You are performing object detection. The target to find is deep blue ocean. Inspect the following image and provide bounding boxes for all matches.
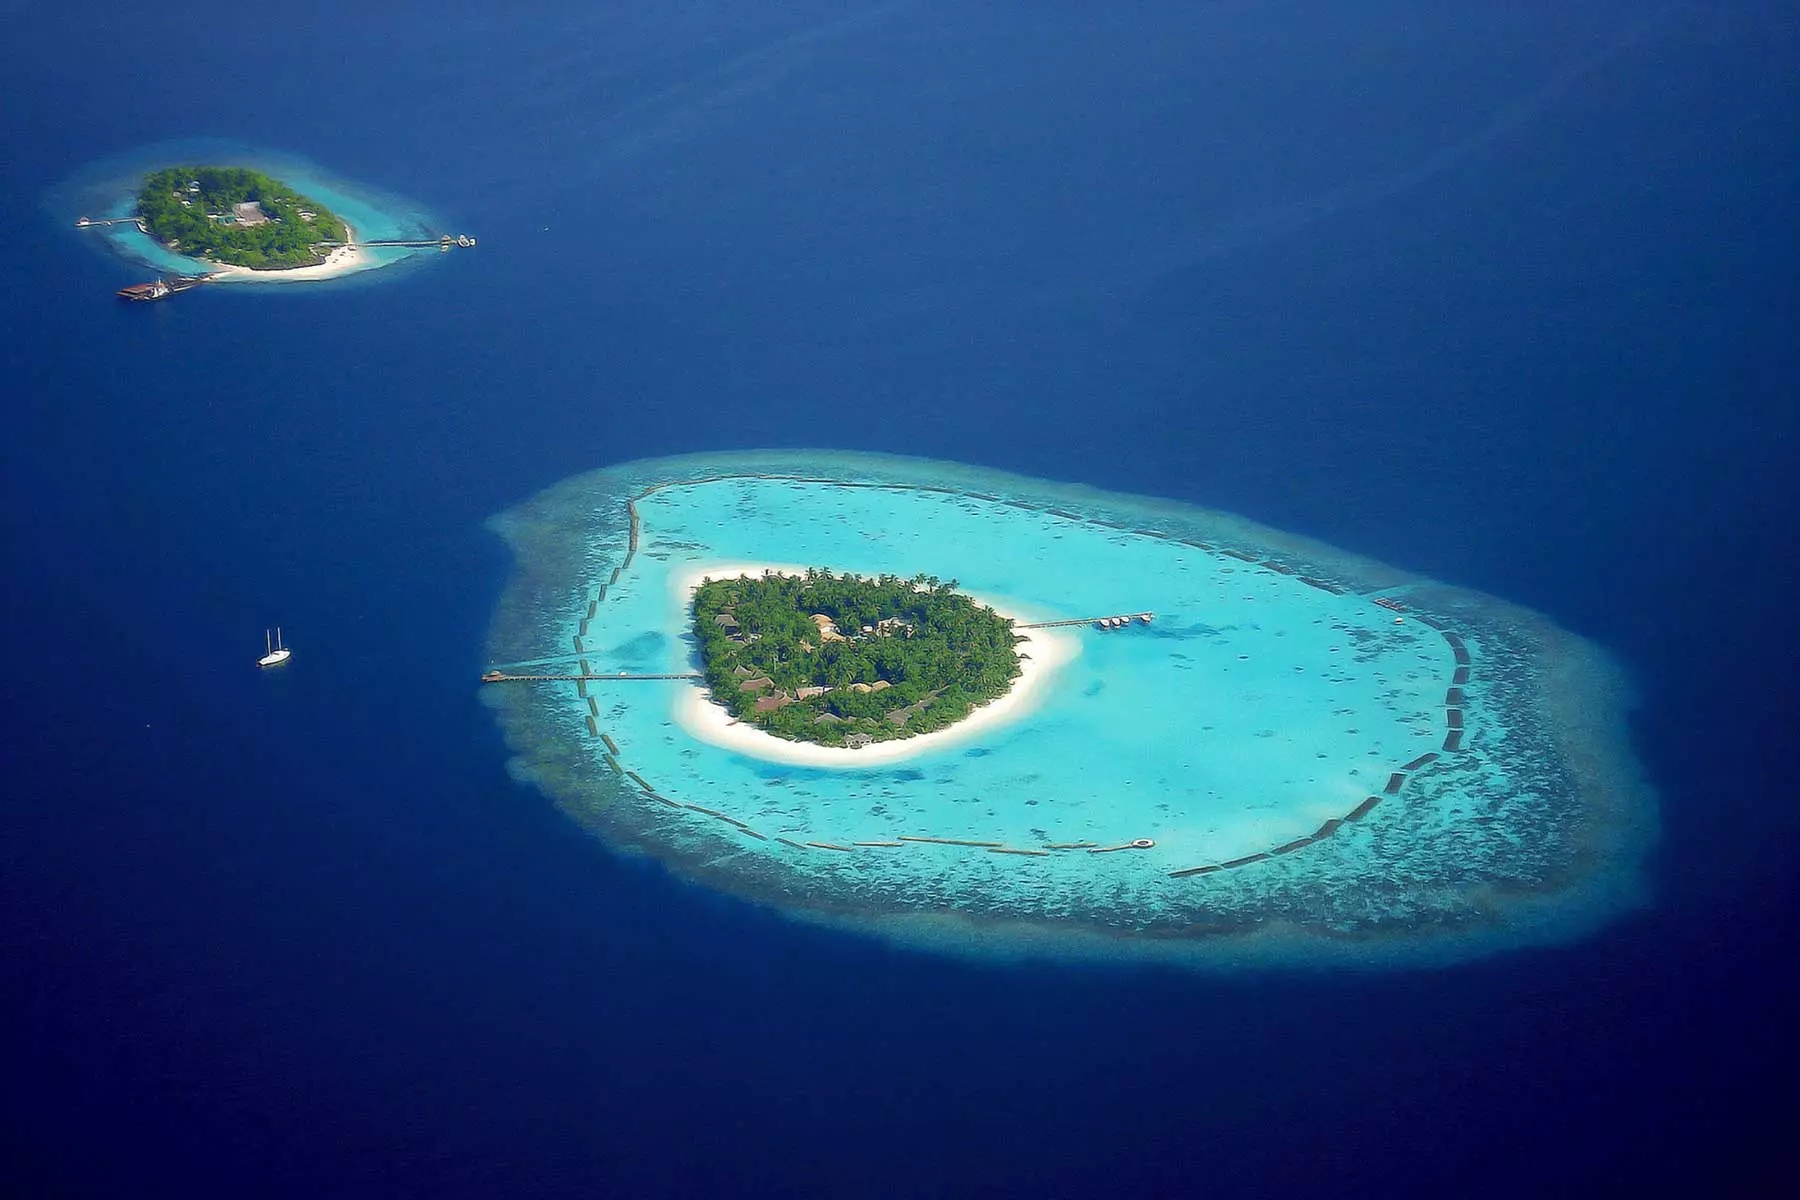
[4,3,1796,1196]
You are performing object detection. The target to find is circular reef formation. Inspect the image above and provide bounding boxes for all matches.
[482,451,1658,968]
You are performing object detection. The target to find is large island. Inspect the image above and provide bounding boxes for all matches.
[136,166,349,269]
[694,569,1022,748]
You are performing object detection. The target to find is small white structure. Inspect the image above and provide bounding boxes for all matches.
[258,627,291,669]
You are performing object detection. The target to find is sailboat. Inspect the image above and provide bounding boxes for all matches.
[258,627,292,669]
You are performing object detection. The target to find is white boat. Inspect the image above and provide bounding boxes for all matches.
[258,626,292,669]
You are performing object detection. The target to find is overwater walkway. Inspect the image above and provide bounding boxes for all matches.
[482,670,700,683]
[481,611,1154,684]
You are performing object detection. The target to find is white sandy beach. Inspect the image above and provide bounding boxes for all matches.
[206,220,369,283]
[668,561,1080,769]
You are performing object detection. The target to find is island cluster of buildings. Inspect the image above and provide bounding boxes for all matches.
[713,609,931,739]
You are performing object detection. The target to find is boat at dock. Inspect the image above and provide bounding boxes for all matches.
[115,273,216,302]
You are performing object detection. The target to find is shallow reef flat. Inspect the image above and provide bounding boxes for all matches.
[482,450,1658,969]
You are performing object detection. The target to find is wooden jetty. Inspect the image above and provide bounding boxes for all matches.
[115,273,219,302]
[1015,612,1154,630]
[336,234,477,252]
[481,669,701,684]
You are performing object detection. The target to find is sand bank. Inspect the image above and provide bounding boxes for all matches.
[206,221,368,283]
[669,561,1080,769]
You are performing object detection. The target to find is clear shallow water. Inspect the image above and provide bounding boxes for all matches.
[48,139,446,280]
[486,450,1655,964]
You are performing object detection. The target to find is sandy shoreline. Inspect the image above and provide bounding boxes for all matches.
[668,561,1080,769]
[206,220,369,283]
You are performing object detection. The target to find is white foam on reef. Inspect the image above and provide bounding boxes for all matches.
[668,561,1081,769]
[482,450,1661,969]
[48,139,446,285]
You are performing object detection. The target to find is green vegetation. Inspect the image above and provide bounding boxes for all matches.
[136,166,349,269]
[693,569,1023,747]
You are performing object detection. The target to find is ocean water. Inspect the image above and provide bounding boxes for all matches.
[4,2,1797,1196]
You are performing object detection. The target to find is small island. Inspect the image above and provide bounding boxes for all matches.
[693,569,1023,748]
[136,166,348,269]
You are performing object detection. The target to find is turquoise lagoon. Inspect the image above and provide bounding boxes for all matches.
[484,451,1657,967]
[52,139,444,283]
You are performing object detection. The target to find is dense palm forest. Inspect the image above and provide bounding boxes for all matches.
[137,166,349,268]
[693,569,1023,747]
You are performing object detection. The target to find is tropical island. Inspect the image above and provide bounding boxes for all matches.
[135,166,349,269]
[482,455,1659,965]
[693,569,1023,748]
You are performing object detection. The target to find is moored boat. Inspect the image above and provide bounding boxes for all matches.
[115,274,216,302]
[258,627,292,669]
[116,280,171,301]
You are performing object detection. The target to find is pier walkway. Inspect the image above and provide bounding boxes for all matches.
[75,215,474,251]
[330,234,478,250]
[482,670,701,684]
[1015,612,1153,630]
[484,612,1151,683]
